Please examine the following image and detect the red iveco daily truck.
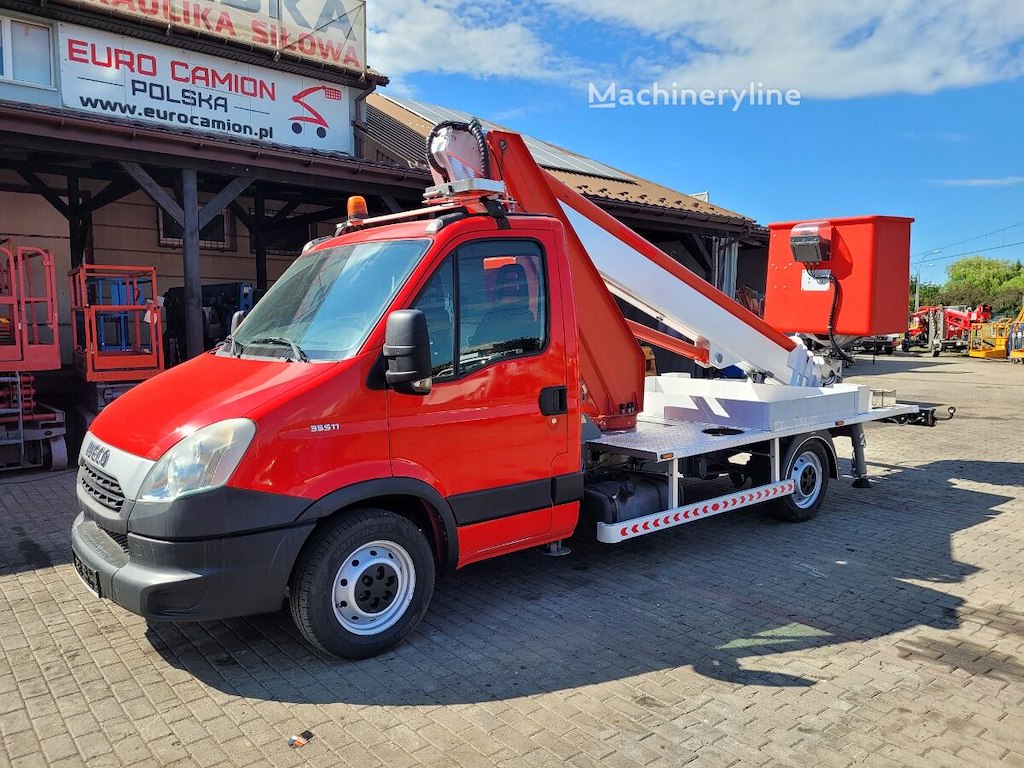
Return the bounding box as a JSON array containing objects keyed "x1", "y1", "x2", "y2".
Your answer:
[{"x1": 72, "y1": 122, "x2": 926, "y2": 658}]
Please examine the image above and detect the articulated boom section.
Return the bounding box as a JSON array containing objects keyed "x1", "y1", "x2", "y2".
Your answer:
[
  {"x1": 485, "y1": 131, "x2": 645, "y2": 431},
  {"x1": 486, "y1": 131, "x2": 831, "y2": 393}
]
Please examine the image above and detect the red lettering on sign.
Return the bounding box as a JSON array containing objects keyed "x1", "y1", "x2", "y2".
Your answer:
[
  {"x1": 138, "y1": 54, "x2": 157, "y2": 76},
  {"x1": 316, "y1": 37, "x2": 361, "y2": 68},
  {"x1": 214, "y1": 11, "x2": 236, "y2": 36},
  {"x1": 170, "y1": 60, "x2": 188, "y2": 82},
  {"x1": 251, "y1": 20, "x2": 269, "y2": 45},
  {"x1": 67, "y1": 38, "x2": 89, "y2": 63},
  {"x1": 114, "y1": 49, "x2": 134, "y2": 72}
]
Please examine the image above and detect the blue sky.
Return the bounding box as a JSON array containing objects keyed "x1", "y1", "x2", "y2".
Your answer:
[{"x1": 367, "y1": 1, "x2": 1024, "y2": 285}]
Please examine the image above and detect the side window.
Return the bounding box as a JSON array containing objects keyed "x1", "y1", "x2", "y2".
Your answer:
[
  {"x1": 458, "y1": 240, "x2": 546, "y2": 373},
  {"x1": 412, "y1": 257, "x2": 455, "y2": 378}
]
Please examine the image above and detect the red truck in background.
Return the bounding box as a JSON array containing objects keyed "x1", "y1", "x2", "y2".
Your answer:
[{"x1": 71, "y1": 122, "x2": 930, "y2": 659}]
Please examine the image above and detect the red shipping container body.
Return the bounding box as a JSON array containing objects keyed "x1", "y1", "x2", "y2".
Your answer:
[{"x1": 763, "y1": 215, "x2": 913, "y2": 337}]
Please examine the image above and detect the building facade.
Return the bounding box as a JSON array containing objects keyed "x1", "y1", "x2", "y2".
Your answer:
[{"x1": 1, "y1": 0, "x2": 769, "y2": 381}]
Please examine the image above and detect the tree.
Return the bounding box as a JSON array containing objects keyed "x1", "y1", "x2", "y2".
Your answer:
[
  {"x1": 945, "y1": 256, "x2": 1022, "y2": 295},
  {"x1": 908, "y1": 276, "x2": 941, "y2": 312},
  {"x1": 915, "y1": 255, "x2": 1024, "y2": 316}
]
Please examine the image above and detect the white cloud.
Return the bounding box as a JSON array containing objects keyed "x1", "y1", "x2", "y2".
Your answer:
[
  {"x1": 934, "y1": 176, "x2": 1024, "y2": 187},
  {"x1": 366, "y1": 0, "x2": 576, "y2": 81},
  {"x1": 543, "y1": 0, "x2": 1024, "y2": 97},
  {"x1": 367, "y1": 1, "x2": 1024, "y2": 99}
]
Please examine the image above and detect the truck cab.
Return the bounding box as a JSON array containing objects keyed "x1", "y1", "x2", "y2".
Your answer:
[{"x1": 73, "y1": 203, "x2": 586, "y2": 658}]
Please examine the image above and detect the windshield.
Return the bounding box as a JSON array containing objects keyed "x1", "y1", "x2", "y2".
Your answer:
[{"x1": 230, "y1": 239, "x2": 430, "y2": 361}]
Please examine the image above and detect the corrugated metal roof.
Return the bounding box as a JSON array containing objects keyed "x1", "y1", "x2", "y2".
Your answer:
[
  {"x1": 365, "y1": 94, "x2": 753, "y2": 226},
  {"x1": 550, "y1": 169, "x2": 750, "y2": 222},
  {"x1": 364, "y1": 99, "x2": 429, "y2": 169}
]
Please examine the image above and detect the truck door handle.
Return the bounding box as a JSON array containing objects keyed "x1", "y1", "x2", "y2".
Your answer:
[{"x1": 539, "y1": 386, "x2": 568, "y2": 416}]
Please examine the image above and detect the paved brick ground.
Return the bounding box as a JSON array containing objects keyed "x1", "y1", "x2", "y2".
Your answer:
[{"x1": 1, "y1": 353, "x2": 1023, "y2": 767}]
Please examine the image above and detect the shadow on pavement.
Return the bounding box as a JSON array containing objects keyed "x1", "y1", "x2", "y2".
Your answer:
[
  {"x1": 144, "y1": 458, "x2": 1022, "y2": 704},
  {"x1": 841, "y1": 352, "x2": 972, "y2": 378},
  {"x1": 0, "y1": 470, "x2": 78, "y2": 575}
]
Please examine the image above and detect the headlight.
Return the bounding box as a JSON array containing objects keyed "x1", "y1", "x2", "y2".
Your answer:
[{"x1": 138, "y1": 419, "x2": 256, "y2": 502}]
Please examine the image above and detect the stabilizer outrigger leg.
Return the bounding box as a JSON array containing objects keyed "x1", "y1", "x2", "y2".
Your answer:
[
  {"x1": 537, "y1": 540, "x2": 571, "y2": 557},
  {"x1": 850, "y1": 423, "x2": 871, "y2": 488}
]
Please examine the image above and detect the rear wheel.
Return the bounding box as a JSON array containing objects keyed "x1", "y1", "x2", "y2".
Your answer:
[
  {"x1": 289, "y1": 508, "x2": 435, "y2": 659},
  {"x1": 768, "y1": 438, "x2": 830, "y2": 522}
]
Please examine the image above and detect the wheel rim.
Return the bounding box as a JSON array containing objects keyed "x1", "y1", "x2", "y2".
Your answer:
[
  {"x1": 790, "y1": 450, "x2": 823, "y2": 509},
  {"x1": 332, "y1": 540, "x2": 416, "y2": 636}
]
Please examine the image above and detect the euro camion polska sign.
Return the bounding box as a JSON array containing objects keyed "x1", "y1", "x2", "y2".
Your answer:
[
  {"x1": 59, "y1": 23, "x2": 353, "y2": 153},
  {"x1": 53, "y1": 0, "x2": 365, "y2": 73}
]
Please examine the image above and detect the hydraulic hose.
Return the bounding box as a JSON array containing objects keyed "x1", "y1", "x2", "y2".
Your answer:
[
  {"x1": 425, "y1": 118, "x2": 491, "y2": 182},
  {"x1": 827, "y1": 273, "x2": 855, "y2": 365}
]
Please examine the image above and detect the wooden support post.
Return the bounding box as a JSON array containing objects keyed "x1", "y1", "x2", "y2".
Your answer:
[
  {"x1": 198, "y1": 176, "x2": 254, "y2": 229},
  {"x1": 120, "y1": 161, "x2": 184, "y2": 225},
  {"x1": 120, "y1": 162, "x2": 255, "y2": 359},
  {"x1": 67, "y1": 175, "x2": 84, "y2": 268},
  {"x1": 181, "y1": 169, "x2": 203, "y2": 360},
  {"x1": 254, "y1": 193, "x2": 267, "y2": 292},
  {"x1": 16, "y1": 167, "x2": 71, "y2": 218},
  {"x1": 681, "y1": 232, "x2": 713, "y2": 278}
]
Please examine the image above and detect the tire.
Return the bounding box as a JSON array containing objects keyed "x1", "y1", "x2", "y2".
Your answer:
[
  {"x1": 885, "y1": 345, "x2": 895, "y2": 356},
  {"x1": 768, "y1": 438, "x2": 830, "y2": 522},
  {"x1": 289, "y1": 508, "x2": 435, "y2": 659}
]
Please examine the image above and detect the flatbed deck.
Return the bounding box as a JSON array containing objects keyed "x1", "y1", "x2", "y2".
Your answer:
[{"x1": 587, "y1": 404, "x2": 919, "y2": 462}]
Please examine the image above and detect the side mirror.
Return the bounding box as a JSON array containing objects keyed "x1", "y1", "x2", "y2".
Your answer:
[
  {"x1": 230, "y1": 310, "x2": 247, "y2": 335},
  {"x1": 383, "y1": 309, "x2": 432, "y2": 394}
]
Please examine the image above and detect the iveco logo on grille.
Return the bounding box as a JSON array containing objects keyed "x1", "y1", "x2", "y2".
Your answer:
[{"x1": 84, "y1": 441, "x2": 111, "y2": 468}]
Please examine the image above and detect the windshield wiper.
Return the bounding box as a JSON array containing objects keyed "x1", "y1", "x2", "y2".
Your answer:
[
  {"x1": 249, "y1": 336, "x2": 310, "y2": 362},
  {"x1": 221, "y1": 334, "x2": 244, "y2": 357}
]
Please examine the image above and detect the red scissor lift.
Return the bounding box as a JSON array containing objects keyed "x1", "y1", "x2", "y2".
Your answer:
[
  {"x1": 0, "y1": 245, "x2": 67, "y2": 471},
  {"x1": 69, "y1": 264, "x2": 164, "y2": 411}
]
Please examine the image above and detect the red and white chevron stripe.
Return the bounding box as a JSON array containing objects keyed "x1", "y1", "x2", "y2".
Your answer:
[{"x1": 597, "y1": 479, "x2": 797, "y2": 543}]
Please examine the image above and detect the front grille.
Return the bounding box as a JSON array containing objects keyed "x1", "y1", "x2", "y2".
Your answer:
[
  {"x1": 77, "y1": 520, "x2": 130, "y2": 568},
  {"x1": 102, "y1": 527, "x2": 130, "y2": 554},
  {"x1": 81, "y1": 464, "x2": 125, "y2": 513}
]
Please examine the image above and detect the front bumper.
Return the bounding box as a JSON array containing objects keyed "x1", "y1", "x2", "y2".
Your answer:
[{"x1": 71, "y1": 511, "x2": 314, "y2": 621}]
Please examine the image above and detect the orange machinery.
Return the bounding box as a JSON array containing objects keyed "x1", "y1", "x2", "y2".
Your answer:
[
  {"x1": 69, "y1": 264, "x2": 164, "y2": 410},
  {"x1": 0, "y1": 245, "x2": 67, "y2": 471}
]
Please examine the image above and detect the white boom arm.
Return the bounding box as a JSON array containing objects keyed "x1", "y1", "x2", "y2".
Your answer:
[{"x1": 557, "y1": 198, "x2": 832, "y2": 386}]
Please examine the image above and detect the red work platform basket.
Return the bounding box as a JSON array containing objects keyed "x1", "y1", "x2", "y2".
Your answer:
[
  {"x1": 0, "y1": 246, "x2": 60, "y2": 372},
  {"x1": 763, "y1": 215, "x2": 913, "y2": 337},
  {"x1": 70, "y1": 264, "x2": 164, "y2": 383}
]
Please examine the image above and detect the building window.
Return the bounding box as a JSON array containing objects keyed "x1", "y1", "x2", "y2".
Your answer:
[
  {"x1": 249, "y1": 209, "x2": 312, "y2": 257},
  {"x1": 0, "y1": 18, "x2": 53, "y2": 87},
  {"x1": 158, "y1": 207, "x2": 237, "y2": 251}
]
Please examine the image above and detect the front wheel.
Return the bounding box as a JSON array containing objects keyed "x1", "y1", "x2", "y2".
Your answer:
[
  {"x1": 289, "y1": 508, "x2": 435, "y2": 659},
  {"x1": 768, "y1": 438, "x2": 830, "y2": 522}
]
